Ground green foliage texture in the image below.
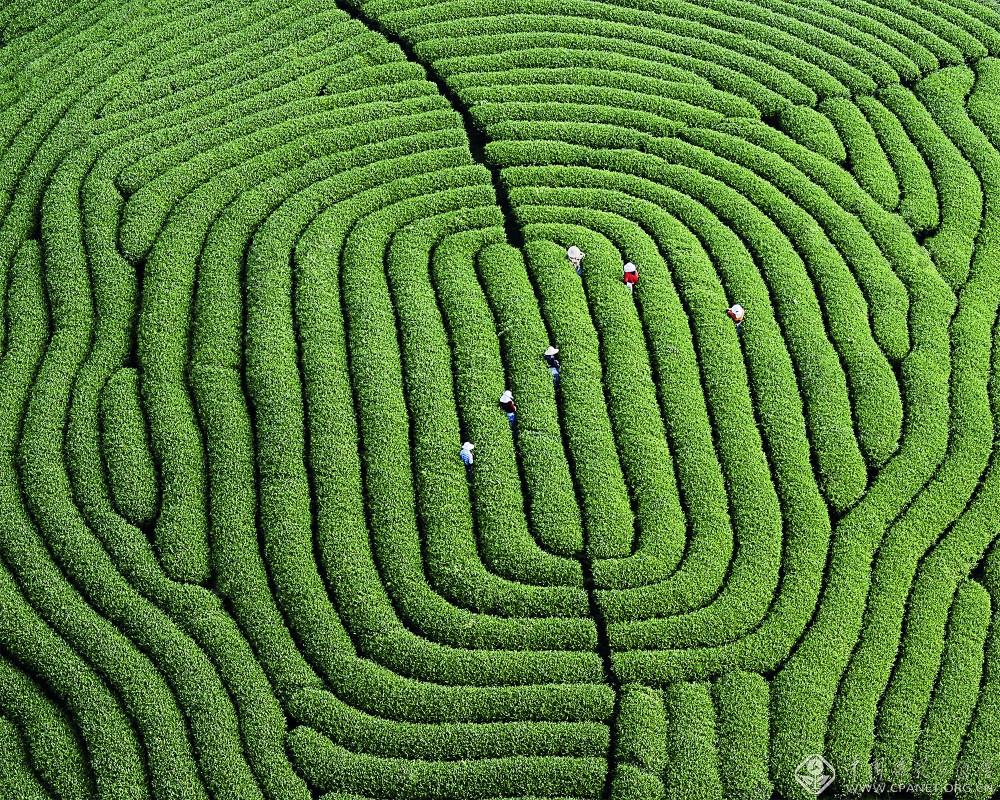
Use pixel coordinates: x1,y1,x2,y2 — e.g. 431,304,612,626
2,0,1000,797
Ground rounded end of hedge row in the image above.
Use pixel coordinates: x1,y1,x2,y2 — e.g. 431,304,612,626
779,104,847,165
99,367,160,527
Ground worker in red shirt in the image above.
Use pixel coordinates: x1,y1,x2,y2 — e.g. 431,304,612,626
727,304,745,332
623,261,638,294
499,390,517,428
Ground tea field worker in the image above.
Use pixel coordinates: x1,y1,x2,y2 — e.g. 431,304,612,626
567,245,584,275
499,390,517,427
544,346,561,383
726,303,745,333
460,441,475,475
623,261,638,293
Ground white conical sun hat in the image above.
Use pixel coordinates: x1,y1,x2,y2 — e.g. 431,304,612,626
499,390,513,403
567,245,584,260
623,261,637,273
545,346,559,356
462,441,474,451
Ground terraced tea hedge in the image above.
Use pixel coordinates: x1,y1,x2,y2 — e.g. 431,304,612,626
2,0,1000,797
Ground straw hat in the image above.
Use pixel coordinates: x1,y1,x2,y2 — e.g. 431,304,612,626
500,390,513,403
462,441,475,451
567,246,584,260
623,261,637,273
545,346,559,356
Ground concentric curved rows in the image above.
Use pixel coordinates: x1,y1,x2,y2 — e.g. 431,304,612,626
2,0,1000,797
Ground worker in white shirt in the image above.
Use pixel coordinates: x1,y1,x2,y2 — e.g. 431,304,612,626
727,304,745,333
544,346,561,384
460,442,475,476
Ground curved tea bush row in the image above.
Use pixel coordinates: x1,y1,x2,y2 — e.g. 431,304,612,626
959,542,1000,800
910,580,990,792
431,31,798,117
5,0,1000,797
0,714,51,800
0,653,93,800
662,682,723,800
828,61,1000,787
286,724,607,798
0,3,612,796
713,672,772,800
609,684,666,800
465,238,586,559
387,207,584,588
0,238,151,798
0,563,148,799
880,80,982,291
516,236,637,562
855,92,939,234
99,367,159,526
820,95,900,212
523,221,691,567
289,686,608,760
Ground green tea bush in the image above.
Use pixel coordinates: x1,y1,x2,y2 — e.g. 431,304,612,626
663,682,723,800
398,212,585,588
518,214,692,575
289,686,608,759
100,367,159,525
958,546,1000,800
778,103,847,163
713,672,772,800
615,684,666,773
286,724,607,797
612,764,665,800
677,127,904,469
404,14,820,105
880,81,980,290
821,95,900,211
519,237,636,561
514,193,777,631
472,240,585,558
912,581,990,793
0,715,51,800
434,42,711,86
0,654,92,800
6,0,1000,797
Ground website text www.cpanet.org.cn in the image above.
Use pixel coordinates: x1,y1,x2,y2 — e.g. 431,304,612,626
839,782,997,796
795,753,998,796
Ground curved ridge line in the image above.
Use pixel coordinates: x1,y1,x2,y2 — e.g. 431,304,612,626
330,0,524,251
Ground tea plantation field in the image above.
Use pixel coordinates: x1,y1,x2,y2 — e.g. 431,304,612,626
2,0,1000,797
